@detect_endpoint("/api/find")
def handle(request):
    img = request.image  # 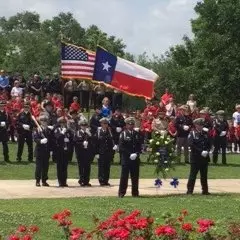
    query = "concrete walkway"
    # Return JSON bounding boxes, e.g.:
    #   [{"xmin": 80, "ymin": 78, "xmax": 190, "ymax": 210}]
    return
[{"xmin": 0, "ymin": 179, "xmax": 239, "ymax": 199}]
